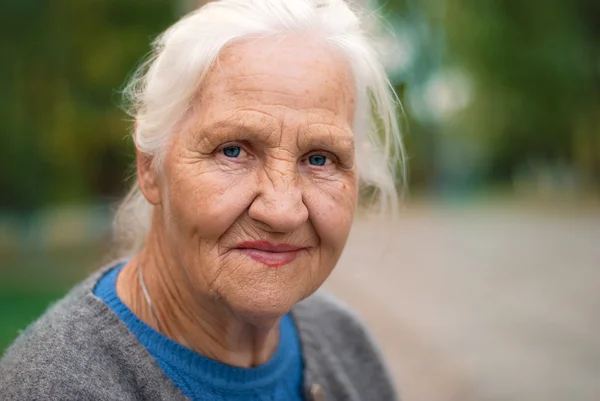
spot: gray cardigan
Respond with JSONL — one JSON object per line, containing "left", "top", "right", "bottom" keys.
{"left": 0, "top": 264, "right": 398, "bottom": 401}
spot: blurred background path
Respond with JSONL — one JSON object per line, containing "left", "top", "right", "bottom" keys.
{"left": 326, "top": 203, "right": 600, "bottom": 401}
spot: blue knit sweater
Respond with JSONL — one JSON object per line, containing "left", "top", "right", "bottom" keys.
{"left": 94, "top": 264, "right": 304, "bottom": 401}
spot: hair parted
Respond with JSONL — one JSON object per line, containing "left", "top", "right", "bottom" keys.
{"left": 114, "top": 0, "right": 406, "bottom": 256}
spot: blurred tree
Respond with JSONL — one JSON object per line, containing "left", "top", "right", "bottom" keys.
{"left": 446, "top": 0, "right": 597, "bottom": 181}
{"left": 383, "top": 0, "right": 599, "bottom": 192}
{"left": 0, "top": 0, "right": 175, "bottom": 212}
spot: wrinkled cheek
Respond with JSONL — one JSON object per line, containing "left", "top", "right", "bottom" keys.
{"left": 308, "top": 180, "right": 357, "bottom": 260}
{"left": 204, "top": 250, "right": 247, "bottom": 290}
{"left": 163, "top": 171, "right": 259, "bottom": 241}
{"left": 326, "top": 178, "right": 359, "bottom": 217}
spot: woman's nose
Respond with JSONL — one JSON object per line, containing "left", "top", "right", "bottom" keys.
{"left": 248, "top": 166, "right": 309, "bottom": 233}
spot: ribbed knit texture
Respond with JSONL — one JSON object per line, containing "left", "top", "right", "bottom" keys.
{"left": 0, "top": 260, "right": 399, "bottom": 401}
{"left": 94, "top": 264, "right": 303, "bottom": 401}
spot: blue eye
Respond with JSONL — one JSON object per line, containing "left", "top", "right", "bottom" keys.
{"left": 222, "top": 146, "right": 241, "bottom": 158}
{"left": 308, "top": 154, "right": 328, "bottom": 166}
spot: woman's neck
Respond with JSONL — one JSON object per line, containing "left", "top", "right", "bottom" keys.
{"left": 116, "top": 245, "right": 281, "bottom": 368}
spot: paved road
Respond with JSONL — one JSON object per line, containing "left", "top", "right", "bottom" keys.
{"left": 325, "top": 204, "right": 600, "bottom": 401}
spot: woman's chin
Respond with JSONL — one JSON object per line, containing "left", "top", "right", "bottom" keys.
{"left": 209, "top": 260, "right": 319, "bottom": 322}
{"left": 223, "top": 287, "right": 304, "bottom": 323}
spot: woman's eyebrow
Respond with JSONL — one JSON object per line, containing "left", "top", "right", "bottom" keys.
{"left": 300, "top": 123, "right": 355, "bottom": 151}
{"left": 193, "top": 118, "right": 277, "bottom": 142}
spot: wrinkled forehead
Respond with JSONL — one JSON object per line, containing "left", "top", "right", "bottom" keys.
{"left": 195, "top": 34, "right": 357, "bottom": 125}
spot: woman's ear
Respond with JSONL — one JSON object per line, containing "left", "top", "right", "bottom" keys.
{"left": 137, "top": 149, "right": 161, "bottom": 205}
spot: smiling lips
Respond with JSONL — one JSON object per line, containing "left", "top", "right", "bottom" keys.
{"left": 236, "top": 241, "right": 306, "bottom": 268}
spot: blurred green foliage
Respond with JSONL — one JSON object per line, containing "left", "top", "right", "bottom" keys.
{"left": 386, "top": 0, "right": 599, "bottom": 193}
{"left": 0, "top": 1, "right": 175, "bottom": 212}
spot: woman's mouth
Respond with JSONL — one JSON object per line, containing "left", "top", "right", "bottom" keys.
{"left": 235, "top": 241, "right": 306, "bottom": 268}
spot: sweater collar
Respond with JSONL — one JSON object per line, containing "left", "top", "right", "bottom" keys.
{"left": 93, "top": 262, "right": 303, "bottom": 394}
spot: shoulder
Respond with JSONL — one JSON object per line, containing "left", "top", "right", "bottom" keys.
{"left": 0, "top": 272, "right": 129, "bottom": 400}
{"left": 293, "top": 291, "right": 388, "bottom": 359}
{"left": 1, "top": 279, "right": 101, "bottom": 398}
{"left": 293, "top": 291, "right": 399, "bottom": 401}
{"left": 0, "top": 266, "right": 182, "bottom": 401}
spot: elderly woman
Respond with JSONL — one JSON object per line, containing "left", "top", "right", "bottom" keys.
{"left": 0, "top": 0, "right": 404, "bottom": 400}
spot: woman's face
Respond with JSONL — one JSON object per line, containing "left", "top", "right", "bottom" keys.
{"left": 147, "top": 35, "right": 358, "bottom": 319}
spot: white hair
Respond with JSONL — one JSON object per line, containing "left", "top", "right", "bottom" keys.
{"left": 114, "top": 0, "right": 405, "bottom": 256}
